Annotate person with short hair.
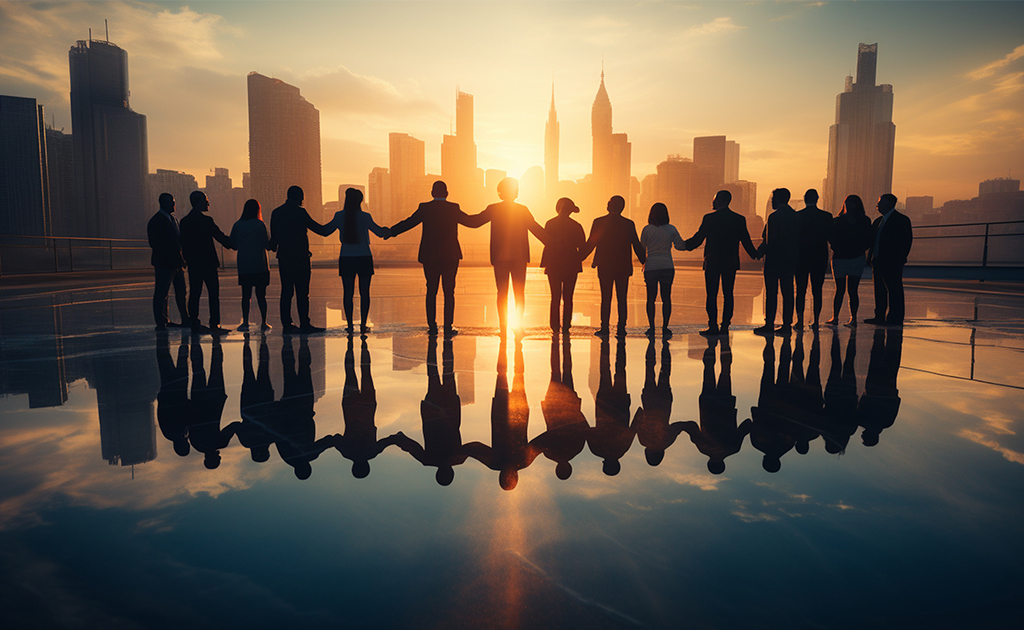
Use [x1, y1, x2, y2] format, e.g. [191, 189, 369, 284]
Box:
[754, 188, 799, 336]
[865, 193, 913, 326]
[581, 196, 646, 338]
[179, 190, 234, 334]
[230, 199, 273, 332]
[269, 186, 333, 334]
[639, 202, 686, 338]
[794, 189, 834, 330]
[539, 197, 586, 335]
[148, 193, 189, 330]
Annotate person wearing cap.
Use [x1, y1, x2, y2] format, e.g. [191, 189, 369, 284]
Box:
[539, 197, 586, 335]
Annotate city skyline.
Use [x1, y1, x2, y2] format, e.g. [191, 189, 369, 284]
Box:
[1, 1, 1022, 217]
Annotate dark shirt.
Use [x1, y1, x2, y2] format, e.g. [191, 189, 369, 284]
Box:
[269, 200, 331, 266]
[870, 210, 913, 267]
[473, 200, 546, 265]
[797, 206, 834, 271]
[760, 205, 799, 274]
[390, 199, 482, 264]
[148, 211, 186, 269]
[540, 214, 587, 277]
[685, 207, 759, 271]
[828, 213, 873, 260]
[179, 210, 232, 270]
[582, 214, 646, 277]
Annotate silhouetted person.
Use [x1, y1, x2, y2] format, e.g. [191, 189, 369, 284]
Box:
[822, 328, 860, 454]
[682, 336, 751, 474]
[588, 338, 636, 475]
[865, 194, 913, 326]
[632, 340, 686, 466]
[749, 335, 798, 472]
[230, 199, 274, 332]
[754, 188, 799, 336]
[179, 190, 234, 335]
[858, 327, 903, 447]
[148, 193, 189, 329]
[530, 337, 589, 479]
[640, 203, 686, 338]
[269, 186, 333, 334]
[227, 334, 276, 463]
[470, 177, 546, 336]
[465, 338, 540, 490]
[685, 190, 760, 336]
[581, 195, 646, 338]
[155, 332, 191, 456]
[826, 195, 873, 327]
[390, 180, 482, 338]
[270, 336, 333, 479]
[794, 189, 833, 330]
[788, 331, 825, 455]
[393, 337, 470, 486]
[333, 337, 401, 478]
[187, 336, 235, 469]
[540, 197, 586, 335]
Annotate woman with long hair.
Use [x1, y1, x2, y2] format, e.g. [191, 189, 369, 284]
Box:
[826, 194, 873, 326]
[230, 199, 273, 331]
[539, 197, 586, 335]
[325, 188, 389, 335]
[639, 203, 686, 338]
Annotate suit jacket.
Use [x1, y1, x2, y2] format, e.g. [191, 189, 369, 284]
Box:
[540, 214, 586, 277]
[582, 214, 646, 277]
[870, 211, 913, 267]
[760, 205, 799, 275]
[391, 199, 479, 265]
[797, 207, 834, 271]
[685, 207, 758, 272]
[148, 211, 186, 269]
[269, 201, 331, 266]
[179, 210, 232, 270]
[474, 200, 546, 265]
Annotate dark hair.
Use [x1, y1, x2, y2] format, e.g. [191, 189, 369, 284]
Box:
[189, 190, 206, 208]
[240, 199, 261, 221]
[287, 185, 303, 202]
[343, 188, 364, 245]
[648, 203, 669, 226]
[772, 188, 791, 205]
[158, 193, 174, 210]
[840, 195, 865, 220]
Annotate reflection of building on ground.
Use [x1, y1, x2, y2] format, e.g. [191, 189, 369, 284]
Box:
[0, 301, 68, 408]
[92, 347, 158, 467]
[392, 334, 476, 405]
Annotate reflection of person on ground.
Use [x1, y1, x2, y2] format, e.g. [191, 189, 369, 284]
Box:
[230, 199, 274, 332]
[465, 339, 539, 490]
[685, 190, 760, 336]
[794, 189, 833, 330]
[632, 340, 687, 466]
[470, 178, 547, 336]
[187, 336, 235, 469]
[754, 188, 799, 336]
[148, 193, 189, 329]
[540, 197, 586, 335]
[390, 180, 482, 338]
[858, 327, 903, 447]
[788, 331, 824, 454]
[826, 195, 873, 327]
[682, 336, 751, 474]
[323, 188, 390, 336]
[269, 186, 333, 334]
[750, 335, 798, 472]
[179, 191, 234, 334]
[272, 336, 333, 479]
[228, 334, 276, 463]
[640, 203, 686, 339]
[588, 338, 637, 475]
[334, 337, 401, 478]
[821, 328, 860, 454]
[530, 337, 589, 479]
[393, 337, 469, 486]
[865, 194, 913, 326]
[581, 196, 646, 338]
[155, 331, 191, 456]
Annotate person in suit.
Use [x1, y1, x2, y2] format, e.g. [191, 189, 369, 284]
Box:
[865, 194, 913, 325]
[858, 327, 903, 447]
[179, 191, 234, 334]
[148, 193, 189, 329]
[682, 336, 752, 474]
[794, 189, 834, 330]
[581, 195, 646, 338]
[390, 180, 483, 338]
[155, 331, 191, 456]
[187, 336, 236, 469]
[469, 178, 547, 336]
[684, 190, 760, 336]
[754, 188, 799, 336]
[269, 186, 334, 334]
[539, 197, 587, 335]
[268, 336, 334, 479]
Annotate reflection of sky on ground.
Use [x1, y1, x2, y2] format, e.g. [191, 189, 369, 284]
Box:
[1, 268, 1023, 628]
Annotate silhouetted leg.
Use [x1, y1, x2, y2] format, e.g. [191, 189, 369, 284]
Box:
[871, 263, 887, 321]
[549, 275, 562, 331]
[848, 276, 861, 320]
[795, 268, 808, 325]
[171, 269, 188, 323]
[423, 264, 441, 331]
[295, 264, 312, 328]
[660, 272, 673, 329]
[279, 265, 295, 327]
[241, 283, 253, 324]
[511, 264, 527, 328]
[886, 265, 905, 324]
[645, 275, 657, 332]
[704, 269, 719, 327]
[598, 273, 613, 332]
[615, 275, 628, 333]
[441, 262, 458, 331]
[153, 265, 174, 325]
[188, 268, 204, 327]
[255, 284, 268, 324]
[763, 272, 778, 326]
[811, 270, 826, 325]
[832, 275, 847, 320]
[207, 270, 221, 327]
[780, 272, 794, 327]
[562, 274, 577, 331]
[721, 269, 736, 327]
[342, 272, 355, 327]
[359, 270, 372, 327]
[494, 264, 510, 332]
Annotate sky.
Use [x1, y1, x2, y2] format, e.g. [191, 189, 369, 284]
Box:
[1, 0, 1022, 215]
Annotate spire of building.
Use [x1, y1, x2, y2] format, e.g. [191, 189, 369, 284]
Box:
[545, 80, 560, 201]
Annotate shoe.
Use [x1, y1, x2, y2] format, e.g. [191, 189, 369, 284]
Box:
[616, 326, 627, 338]
[775, 324, 792, 335]
[794, 322, 804, 331]
[283, 324, 302, 334]
[345, 324, 354, 336]
[720, 323, 730, 334]
[155, 324, 168, 331]
[645, 327, 655, 338]
[360, 324, 370, 339]
[844, 319, 858, 328]
[210, 326, 231, 336]
[166, 321, 185, 328]
[594, 328, 610, 338]
[753, 325, 774, 336]
[299, 324, 325, 334]
[662, 327, 673, 339]
[886, 319, 904, 326]
[260, 322, 272, 331]
[427, 325, 439, 336]
[513, 326, 525, 338]
[864, 317, 886, 325]
[444, 327, 459, 339]
[699, 326, 720, 337]
[824, 318, 839, 326]
[191, 324, 211, 335]
[237, 323, 250, 332]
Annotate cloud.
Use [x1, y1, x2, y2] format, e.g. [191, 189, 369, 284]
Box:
[685, 17, 744, 38]
[959, 428, 1024, 465]
[299, 64, 445, 119]
[668, 472, 724, 491]
[968, 44, 1024, 80]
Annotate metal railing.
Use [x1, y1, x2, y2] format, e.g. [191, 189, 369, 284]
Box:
[0, 234, 151, 276]
[909, 219, 1024, 268]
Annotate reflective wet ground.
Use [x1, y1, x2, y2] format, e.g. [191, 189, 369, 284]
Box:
[1, 267, 1023, 629]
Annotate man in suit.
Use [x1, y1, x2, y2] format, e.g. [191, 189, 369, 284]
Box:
[754, 188, 799, 336]
[390, 180, 483, 338]
[865, 194, 913, 325]
[269, 186, 333, 334]
[147, 193, 189, 330]
[795, 189, 834, 330]
[685, 190, 760, 336]
[179, 190, 234, 334]
[581, 195, 646, 337]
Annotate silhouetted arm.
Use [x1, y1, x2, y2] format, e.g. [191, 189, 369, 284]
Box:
[366, 215, 389, 240]
[390, 209, 423, 237]
[306, 209, 333, 237]
[463, 441, 493, 467]
[685, 218, 708, 251]
[631, 227, 646, 265]
[527, 214, 548, 245]
[580, 222, 599, 260]
[462, 207, 492, 229]
[210, 217, 234, 250]
[679, 421, 701, 441]
[671, 226, 686, 251]
[392, 431, 428, 463]
[739, 221, 758, 259]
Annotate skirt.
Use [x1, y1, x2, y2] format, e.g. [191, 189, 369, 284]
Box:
[831, 256, 866, 279]
[238, 271, 271, 287]
[339, 255, 374, 279]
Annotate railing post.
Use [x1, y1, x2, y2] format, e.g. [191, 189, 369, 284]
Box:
[981, 223, 990, 268]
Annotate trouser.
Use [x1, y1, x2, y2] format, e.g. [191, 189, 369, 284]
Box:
[153, 265, 188, 326]
[704, 267, 737, 327]
[279, 261, 312, 327]
[763, 270, 794, 327]
[187, 266, 220, 327]
[872, 262, 905, 324]
[424, 261, 459, 330]
[795, 266, 827, 323]
[493, 261, 527, 330]
[547, 273, 578, 331]
[598, 273, 629, 331]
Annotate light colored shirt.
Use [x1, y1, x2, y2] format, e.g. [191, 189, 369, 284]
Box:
[640, 223, 685, 271]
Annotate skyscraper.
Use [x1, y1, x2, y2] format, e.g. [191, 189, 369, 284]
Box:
[147, 169, 197, 217]
[590, 70, 631, 217]
[247, 72, 323, 221]
[45, 126, 74, 236]
[69, 38, 149, 238]
[441, 91, 482, 205]
[545, 84, 559, 203]
[368, 167, 392, 225]
[389, 132, 425, 219]
[0, 95, 50, 236]
[824, 43, 895, 214]
[693, 136, 741, 187]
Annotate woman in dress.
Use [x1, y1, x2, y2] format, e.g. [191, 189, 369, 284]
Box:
[230, 199, 273, 331]
[639, 203, 686, 338]
[539, 197, 586, 335]
[826, 194, 873, 326]
[325, 188, 389, 336]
